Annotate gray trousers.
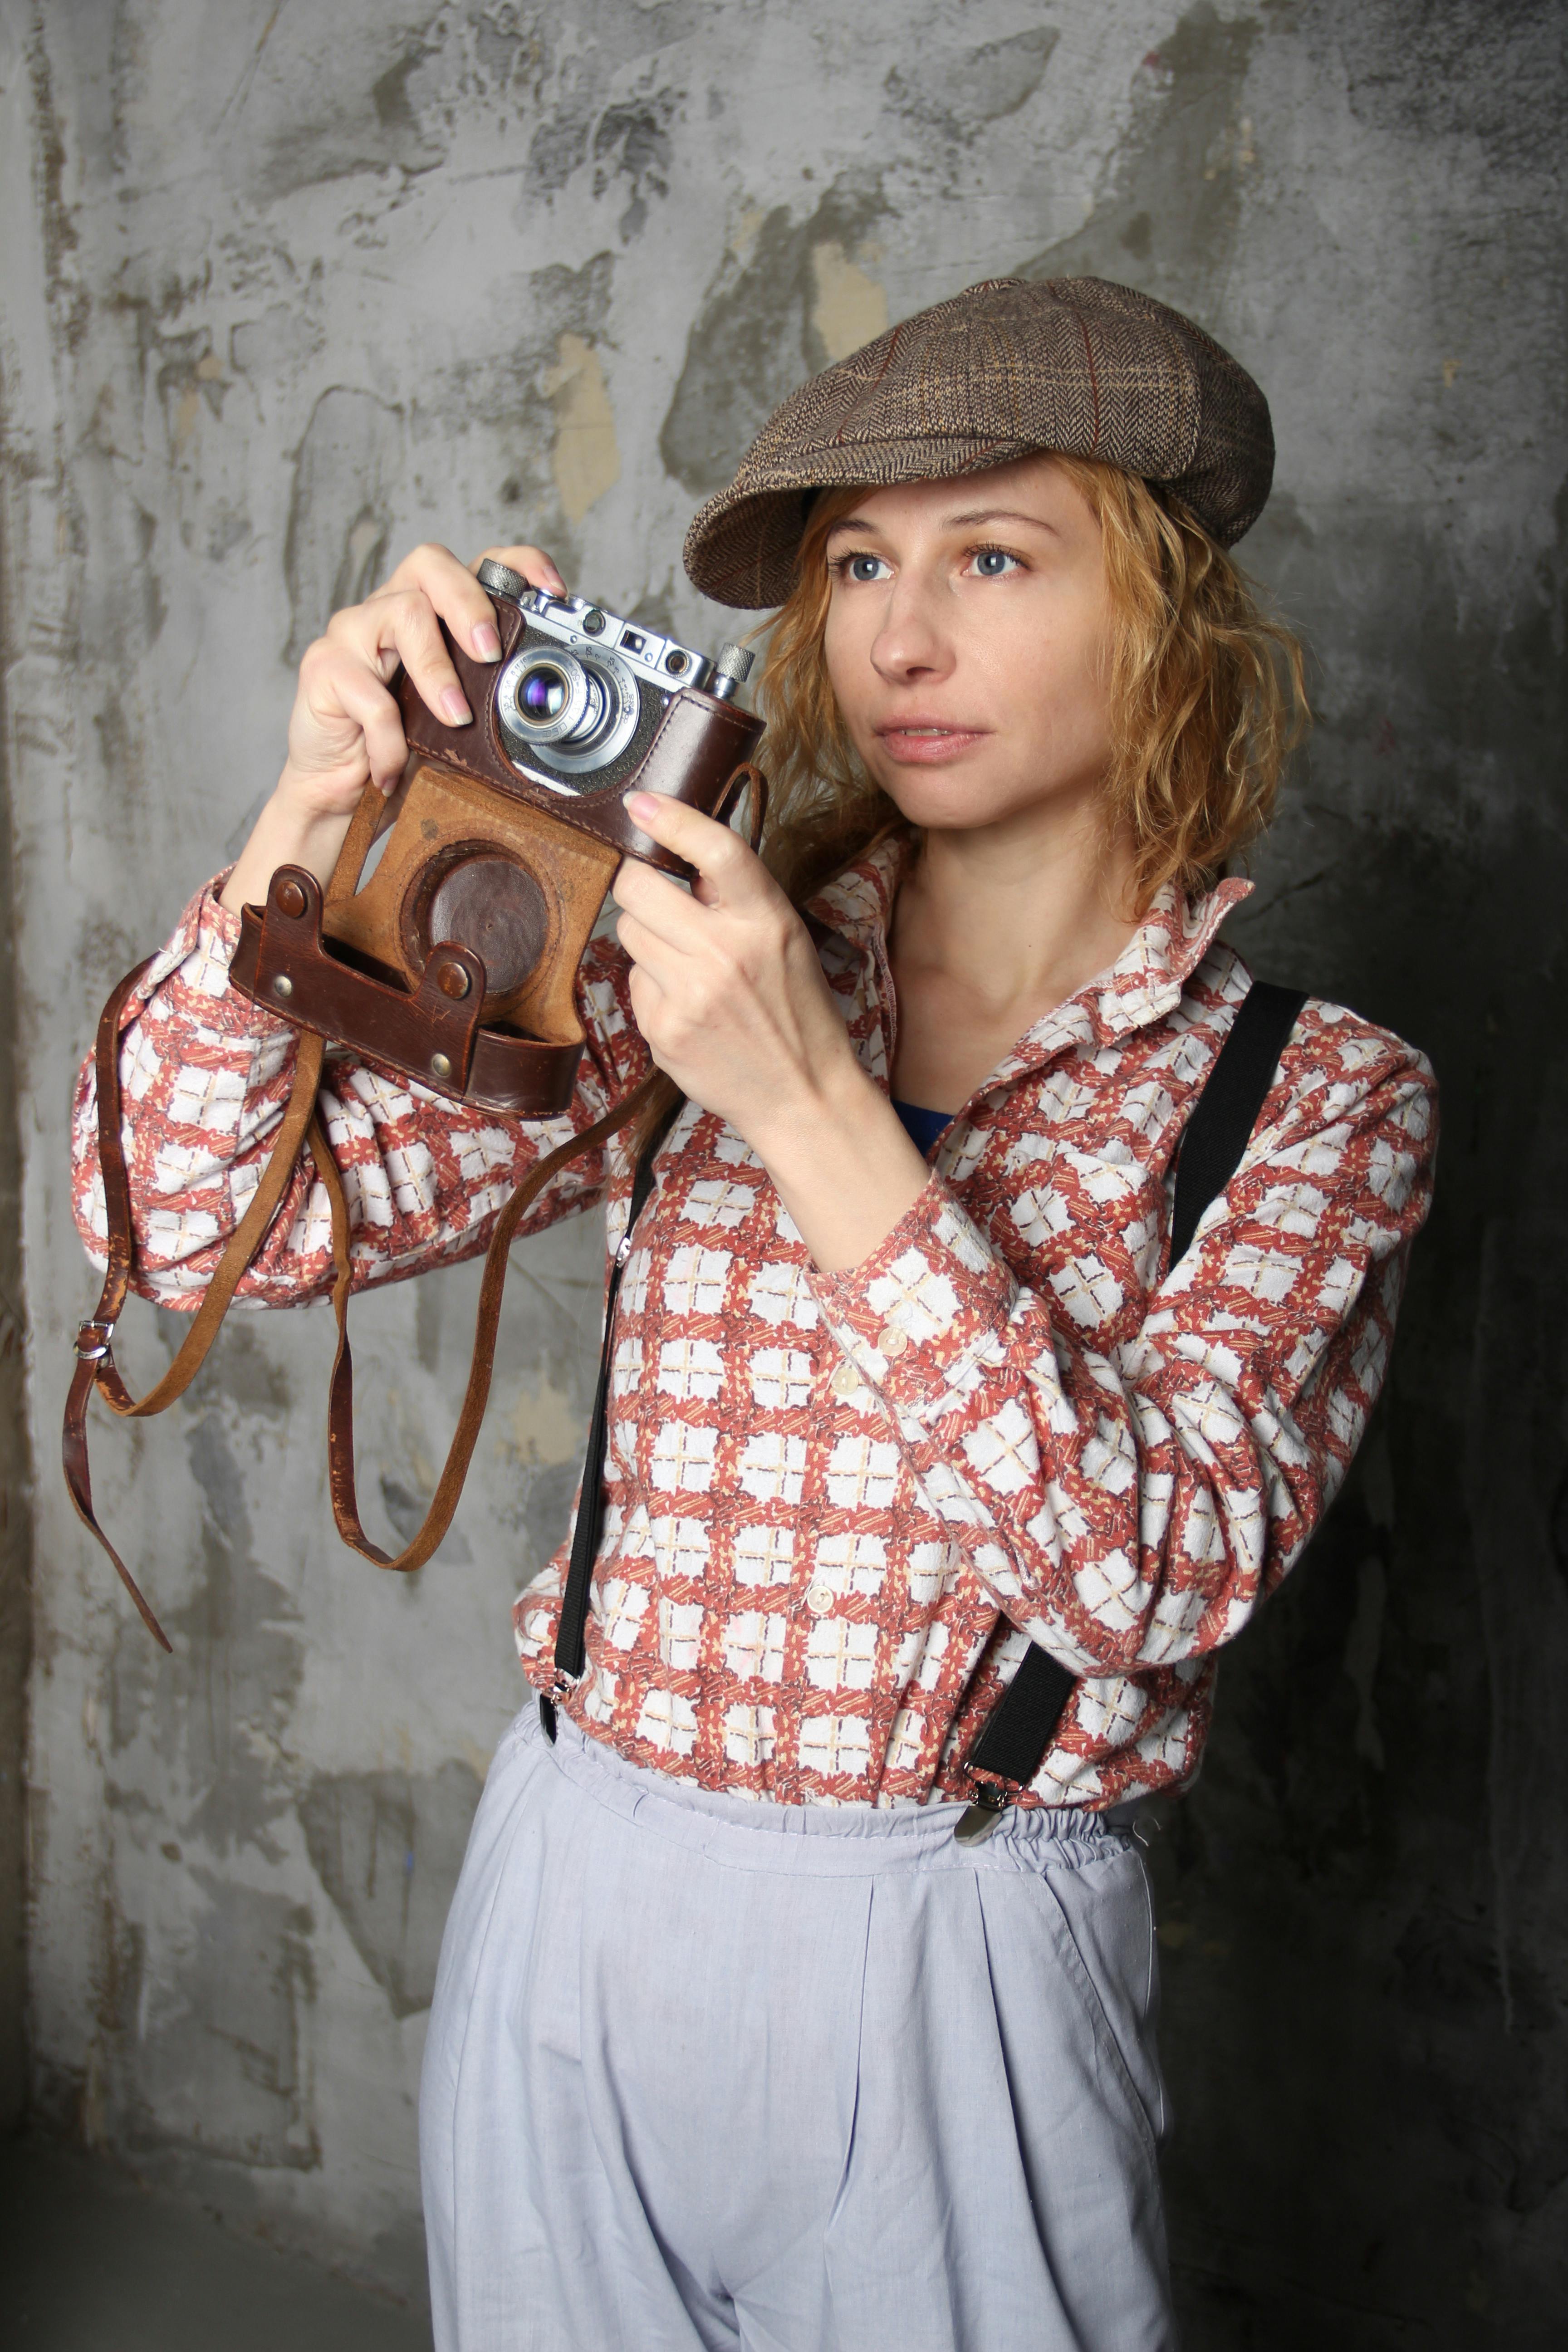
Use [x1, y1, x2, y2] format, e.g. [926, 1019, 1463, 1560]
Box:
[420, 1705, 1174, 2352]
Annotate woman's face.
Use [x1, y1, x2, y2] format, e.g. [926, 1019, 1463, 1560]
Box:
[820, 456, 1117, 841]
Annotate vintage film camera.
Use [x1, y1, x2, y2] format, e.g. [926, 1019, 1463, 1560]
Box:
[228, 559, 764, 1116]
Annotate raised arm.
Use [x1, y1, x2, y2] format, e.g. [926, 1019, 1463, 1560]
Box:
[220, 539, 566, 912]
[608, 791, 1437, 1679]
[70, 540, 651, 1313]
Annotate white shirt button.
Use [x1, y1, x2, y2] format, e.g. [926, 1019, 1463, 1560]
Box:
[830, 1360, 861, 1400]
[878, 1323, 909, 1360]
[806, 1581, 836, 1616]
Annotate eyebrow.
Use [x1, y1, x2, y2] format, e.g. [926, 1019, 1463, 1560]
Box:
[823, 505, 1057, 539]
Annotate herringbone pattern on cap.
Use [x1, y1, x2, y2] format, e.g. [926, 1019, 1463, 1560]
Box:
[683, 276, 1273, 607]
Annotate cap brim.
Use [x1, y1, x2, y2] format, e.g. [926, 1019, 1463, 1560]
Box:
[683, 435, 1045, 609]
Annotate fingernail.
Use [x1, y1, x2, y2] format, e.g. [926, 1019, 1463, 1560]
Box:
[442, 686, 473, 725]
[472, 622, 501, 660]
[624, 791, 660, 823]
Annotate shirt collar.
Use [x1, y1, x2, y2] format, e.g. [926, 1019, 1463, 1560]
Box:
[804, 832, 1252, 1059]
[804, 830, 910, 950]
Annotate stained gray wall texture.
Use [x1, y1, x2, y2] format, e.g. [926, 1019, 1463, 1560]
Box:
[1, 0, 1563, 2341]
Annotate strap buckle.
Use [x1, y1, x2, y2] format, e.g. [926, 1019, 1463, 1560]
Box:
[954, 1779, 1009, 1847]
[75, 1318, 116, 1362]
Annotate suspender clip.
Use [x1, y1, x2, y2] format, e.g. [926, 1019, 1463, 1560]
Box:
[954, 1779, 1009, 1847]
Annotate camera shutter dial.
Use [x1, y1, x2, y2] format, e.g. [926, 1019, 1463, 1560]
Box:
[475, 557, 530, 603]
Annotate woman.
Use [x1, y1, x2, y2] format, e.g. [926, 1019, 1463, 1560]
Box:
[72, 277, 1436, 2351]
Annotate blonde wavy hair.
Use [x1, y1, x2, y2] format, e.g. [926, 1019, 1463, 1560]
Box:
[756, 456, 1308, 914]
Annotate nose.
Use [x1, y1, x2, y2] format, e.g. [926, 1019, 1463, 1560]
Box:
[869, 566, 955, 688]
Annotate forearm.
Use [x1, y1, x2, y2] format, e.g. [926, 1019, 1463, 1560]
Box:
[810, 1182, 1319, 1674]
[807, 1057, 1435, 1673]
[218, 769, 362, 915]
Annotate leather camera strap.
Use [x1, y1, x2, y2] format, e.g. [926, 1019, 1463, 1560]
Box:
[954, 980, 1308, 1842]
[310, 1071, 663, 1576]
[62, 970, 329, 1650]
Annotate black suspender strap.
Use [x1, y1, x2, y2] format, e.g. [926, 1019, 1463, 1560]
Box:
[954, 980, 1308, 1842]
[1167, 982, 1309, 1269]
[960, 1642, 1078, 1796]
[539, 1098, 682, 1742]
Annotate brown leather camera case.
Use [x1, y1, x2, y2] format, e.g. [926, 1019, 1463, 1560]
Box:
[229, 588, 764, 1117]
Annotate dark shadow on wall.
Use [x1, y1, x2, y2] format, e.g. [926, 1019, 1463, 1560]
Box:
[1151, 485, 1568, 2348]
[0, 393, 35, 2135]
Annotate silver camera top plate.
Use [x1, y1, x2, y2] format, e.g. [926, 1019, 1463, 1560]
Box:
[519, 590, 714, 698]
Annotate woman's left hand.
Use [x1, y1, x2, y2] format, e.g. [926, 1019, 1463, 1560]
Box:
[613, 792, 858, 1148]
[612, 791, 931, 1271]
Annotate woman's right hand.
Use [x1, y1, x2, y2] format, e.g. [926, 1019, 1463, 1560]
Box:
[219, 540, 567, 915]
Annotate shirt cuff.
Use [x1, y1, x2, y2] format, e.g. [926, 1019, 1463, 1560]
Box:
[138, 870, 294, 1044]
[807, 1173, 1021, 1424]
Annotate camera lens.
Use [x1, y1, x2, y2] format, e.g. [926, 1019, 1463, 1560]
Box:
[523, 666, 568, 720]
[504, 650, 591, 745]
[496, 635, 642, 787]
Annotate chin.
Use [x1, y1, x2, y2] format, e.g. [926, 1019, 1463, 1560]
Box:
[875, 769, 1037, 835]
[867, 743, 1111, 841]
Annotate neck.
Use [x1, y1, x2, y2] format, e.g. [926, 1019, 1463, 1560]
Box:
[891, 795, 1141, 1026]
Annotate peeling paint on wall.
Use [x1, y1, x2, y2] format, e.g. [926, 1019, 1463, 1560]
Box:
[545, 333, 621, 524]
[284, 389, 404, 663]
[661, 175, 888, 498]
[807, 241, 888, 366]
[885, 24, 1061, 141]
[1019, 3, 1262, 322]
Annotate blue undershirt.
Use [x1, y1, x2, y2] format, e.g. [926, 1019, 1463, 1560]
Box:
[892, 1098, 953, 1155]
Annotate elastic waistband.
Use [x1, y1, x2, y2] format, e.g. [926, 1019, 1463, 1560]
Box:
[525, 1705, 1128, 1881]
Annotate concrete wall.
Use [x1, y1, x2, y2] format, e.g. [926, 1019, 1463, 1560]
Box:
[0, 0, 1563, 2339]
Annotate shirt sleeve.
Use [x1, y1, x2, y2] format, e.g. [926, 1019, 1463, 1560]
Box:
[805, 1000, 1437, 1676]
[69, 872, 651, 1312]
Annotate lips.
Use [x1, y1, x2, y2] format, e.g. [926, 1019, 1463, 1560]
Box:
[872, 720, 990, 765]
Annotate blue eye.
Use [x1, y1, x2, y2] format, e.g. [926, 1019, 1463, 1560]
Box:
[848, 554, 886, 583]
[973, 548, 1019, 577]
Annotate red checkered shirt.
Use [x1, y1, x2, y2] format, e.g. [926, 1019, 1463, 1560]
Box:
[71, 835, 1436, 1809]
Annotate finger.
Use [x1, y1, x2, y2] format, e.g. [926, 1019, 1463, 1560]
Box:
[624, 962, 671, 1060]
[614, 897, 703, 986]
[612, 866, 710, 962]
[330, 664, 410, 796]
[471, 542, 568, 601]
[380, 541, 509, 663]
[340, 586, 474, 732]
[622, 791, 776, 909]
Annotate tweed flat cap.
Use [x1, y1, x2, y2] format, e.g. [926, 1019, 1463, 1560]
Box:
[683, 275, 1274, 608]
